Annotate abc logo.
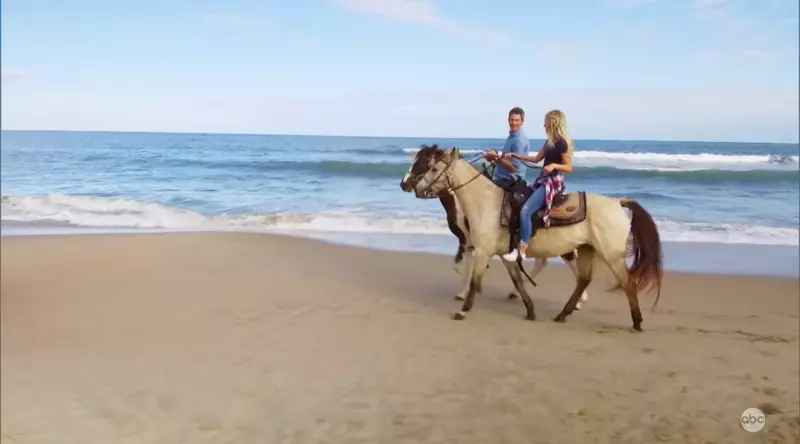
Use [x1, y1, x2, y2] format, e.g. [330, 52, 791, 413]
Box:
[740, 408, 766, 432]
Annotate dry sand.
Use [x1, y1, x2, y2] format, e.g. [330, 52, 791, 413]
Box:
[1, 232, 798, 444]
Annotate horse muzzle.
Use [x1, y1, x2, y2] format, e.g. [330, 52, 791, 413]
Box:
[414, 188, 439, 199]
[400, 173, 415, 192]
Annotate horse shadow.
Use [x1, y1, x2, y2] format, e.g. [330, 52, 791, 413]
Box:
[362, 253, 580, 321]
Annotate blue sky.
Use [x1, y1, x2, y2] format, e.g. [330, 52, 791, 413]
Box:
[2, 0, 798, 142]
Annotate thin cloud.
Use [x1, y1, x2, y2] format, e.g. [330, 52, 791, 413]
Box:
[327, 0, 445, 26]
[325, 0, 511, 47]
[534, 41, 580, 58]
[694, 48, 786, 60]
[691, 0, 733, 11]
[740, 49, 786, 59]
[687, 0, 791, 60]
[1, 67, 27, 80]
[688, 0, 754, 35]
[202, 13, 266, 26]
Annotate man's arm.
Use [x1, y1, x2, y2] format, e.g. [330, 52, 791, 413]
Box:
[510, 147, 545, 163]
[496, 155, 517, 172]
[497, 139, 526, 171]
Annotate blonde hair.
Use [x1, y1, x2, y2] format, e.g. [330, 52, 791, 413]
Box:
[544, 109, 574, 156]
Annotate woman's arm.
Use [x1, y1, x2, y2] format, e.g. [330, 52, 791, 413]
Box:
[508, 147, 545, 163]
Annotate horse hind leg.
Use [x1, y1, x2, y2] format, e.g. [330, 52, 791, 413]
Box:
[554, 245, 595, 323]
[602, 253, 643, 332]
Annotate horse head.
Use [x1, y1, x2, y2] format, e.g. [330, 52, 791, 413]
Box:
[407, 145, 460, 199]
[401, 144, 444, 193]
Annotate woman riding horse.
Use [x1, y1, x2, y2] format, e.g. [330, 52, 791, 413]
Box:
[502, 109, 574, 261]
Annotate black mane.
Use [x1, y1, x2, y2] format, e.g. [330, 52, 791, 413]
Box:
[415, 144, 463, 160]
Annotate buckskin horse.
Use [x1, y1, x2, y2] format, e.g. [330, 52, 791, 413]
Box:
[406, 145, 663, 332]
[401, 163, 589, 309]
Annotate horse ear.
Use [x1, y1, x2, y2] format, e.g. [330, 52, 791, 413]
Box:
[448, 147, 460, 161]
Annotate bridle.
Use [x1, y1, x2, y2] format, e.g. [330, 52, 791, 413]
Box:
[413, 149, 492, 199]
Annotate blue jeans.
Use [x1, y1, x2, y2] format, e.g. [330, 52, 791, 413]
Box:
[519, 186, 546, 246]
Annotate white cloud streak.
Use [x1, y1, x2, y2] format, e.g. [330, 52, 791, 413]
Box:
[325, 0, 575, 59]
[325, 0, 511, 47]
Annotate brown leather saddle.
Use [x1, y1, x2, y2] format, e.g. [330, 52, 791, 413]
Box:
[494, 177, 588, 252]
[501, 190, 587, 230]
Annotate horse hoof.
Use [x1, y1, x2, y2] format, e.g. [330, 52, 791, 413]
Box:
[453, 311, 466, 321]
[454, 295, 465, 301]
[553, 316, 567, 323]
[632, 326, 643, 332]
[507, 292, 518, 300]
[525, 314, 536, 321]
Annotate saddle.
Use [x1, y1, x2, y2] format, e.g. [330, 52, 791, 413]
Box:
[499, 180, 587, 251]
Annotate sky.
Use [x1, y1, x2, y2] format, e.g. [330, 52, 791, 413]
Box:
[1, 0, 798, 142]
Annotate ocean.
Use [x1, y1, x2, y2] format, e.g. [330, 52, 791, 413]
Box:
[2, 130, 798, 277]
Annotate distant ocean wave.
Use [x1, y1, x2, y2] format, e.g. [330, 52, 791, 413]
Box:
[3, 194, 797, 246]
[403, 147, 799, 171]
[78, 156, 800, 183]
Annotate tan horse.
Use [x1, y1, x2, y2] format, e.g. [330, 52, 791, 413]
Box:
[406, 145, 663, 331]
[400, 169, 589, 308]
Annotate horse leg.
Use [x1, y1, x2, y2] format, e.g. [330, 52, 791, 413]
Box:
[501, 259, 536, 320]
[626, 286, 643, 332]
[602, 252, 644, 332]
[453, 249, 491, 320]
[442, 193, 466, 268]
[554, 245, 595, 323]
[561, 252, 589, 310]
[454, 247, 474, 301]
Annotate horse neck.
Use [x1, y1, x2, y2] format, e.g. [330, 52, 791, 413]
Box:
[449, 160, 502, 221]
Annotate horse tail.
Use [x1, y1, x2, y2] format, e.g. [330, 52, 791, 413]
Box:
[620, 199, 664, 310]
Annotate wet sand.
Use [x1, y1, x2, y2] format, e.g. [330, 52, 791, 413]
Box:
[2, 232, 798, 443]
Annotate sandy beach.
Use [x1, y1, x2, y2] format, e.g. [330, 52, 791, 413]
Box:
[1, 232, 798, 444]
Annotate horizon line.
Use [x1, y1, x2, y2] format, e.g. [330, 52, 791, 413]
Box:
[1, 128, 798, 146]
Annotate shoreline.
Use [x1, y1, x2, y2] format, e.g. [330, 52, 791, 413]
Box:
[2, 231, 798, 443]
[2, 224, 798, 278]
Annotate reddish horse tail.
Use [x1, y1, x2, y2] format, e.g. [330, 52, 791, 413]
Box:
[620, 198, 664, 310]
